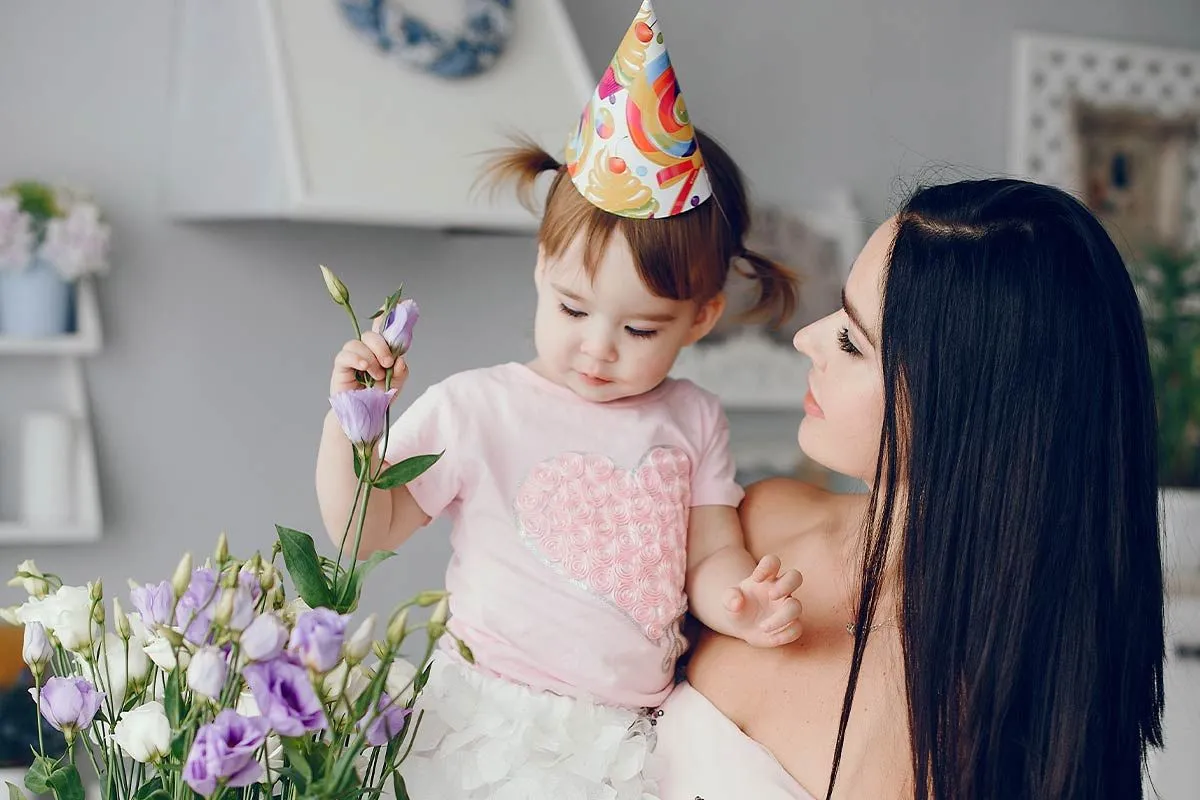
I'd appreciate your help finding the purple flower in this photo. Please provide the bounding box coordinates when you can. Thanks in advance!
[242,655,328,736]
[175,568,218,644]
[288,608,350,673]
[359,692,412,746]
[380,299,419,356]
[30,677,104,737]
[329,387,396,447]
[175,569,261,644]
[240,613,288,662]
[130,581,174,628]
[183,710,268,797]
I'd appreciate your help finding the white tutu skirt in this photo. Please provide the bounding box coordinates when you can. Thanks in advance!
[399,655,661,800]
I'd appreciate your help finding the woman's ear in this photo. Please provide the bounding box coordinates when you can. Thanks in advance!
[686,293,727,345]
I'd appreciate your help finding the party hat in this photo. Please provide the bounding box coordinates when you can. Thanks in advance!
[564,0,711,219]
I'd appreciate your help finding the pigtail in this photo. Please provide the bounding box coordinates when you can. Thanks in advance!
[736,248,799,328]
[477,137,566,213]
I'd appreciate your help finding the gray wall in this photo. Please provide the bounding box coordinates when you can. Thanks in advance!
[2,0,1199,616]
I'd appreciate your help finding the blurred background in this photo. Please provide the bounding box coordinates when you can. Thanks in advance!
[0,0,1198,792]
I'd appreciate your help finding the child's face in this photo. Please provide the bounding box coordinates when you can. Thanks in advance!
[532,229,723,403]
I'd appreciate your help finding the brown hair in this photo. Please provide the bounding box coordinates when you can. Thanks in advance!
[481,130,797,326]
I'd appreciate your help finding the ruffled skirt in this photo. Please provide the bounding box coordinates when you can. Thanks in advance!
[399,655,661,800]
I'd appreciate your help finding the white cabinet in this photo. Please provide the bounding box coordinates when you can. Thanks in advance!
[0,278,103,543]
[164,0,594,231]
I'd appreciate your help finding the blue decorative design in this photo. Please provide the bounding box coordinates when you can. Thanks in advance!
[337,0,514,79]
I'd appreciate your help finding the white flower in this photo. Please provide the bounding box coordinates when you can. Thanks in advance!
[0,606,22,626]
[17,585,100,652]
[281,597,312,626]
[187,647,227,700]
[113,701,170,763]
[22,622,53,673]
[125,613,154,647]
[344,614,376,664]
[0,196,33,271]
[38,202,110,280]
[383,657,419,706]
[144,633,190,672]
[78,633,152,708]
[8,559,51,598]
[323,661,371,721]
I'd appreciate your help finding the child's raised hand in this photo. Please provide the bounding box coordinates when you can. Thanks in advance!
[723,554,804,648]
[329,330,408,396]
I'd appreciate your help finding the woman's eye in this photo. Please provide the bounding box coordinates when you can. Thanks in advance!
[837,327,862,356]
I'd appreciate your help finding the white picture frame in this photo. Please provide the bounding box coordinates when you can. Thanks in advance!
[1009,31,1200,249]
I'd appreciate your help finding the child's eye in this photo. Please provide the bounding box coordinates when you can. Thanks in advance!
[559,303,586,318]
[837,327,862,356]
[625,326,658,339]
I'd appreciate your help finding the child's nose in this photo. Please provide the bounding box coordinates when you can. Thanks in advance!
[581,329,618,362]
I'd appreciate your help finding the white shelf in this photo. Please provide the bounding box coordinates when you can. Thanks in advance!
[0,277,104,545]
[0,277,102,355]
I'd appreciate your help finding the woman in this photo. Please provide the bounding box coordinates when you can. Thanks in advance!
[653,178,1165,799]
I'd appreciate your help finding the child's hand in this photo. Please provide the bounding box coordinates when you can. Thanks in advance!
[723,554,803,648]
[330,330,408,396]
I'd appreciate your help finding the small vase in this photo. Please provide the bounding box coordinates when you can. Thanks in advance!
[0,258,75,337]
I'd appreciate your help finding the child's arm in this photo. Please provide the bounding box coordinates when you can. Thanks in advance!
[316,333,430,559]
[685,505,804,647]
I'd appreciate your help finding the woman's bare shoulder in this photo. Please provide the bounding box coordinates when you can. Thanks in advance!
[739,478,844,555]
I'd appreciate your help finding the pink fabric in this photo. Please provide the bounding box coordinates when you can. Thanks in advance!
[380,363,743,709]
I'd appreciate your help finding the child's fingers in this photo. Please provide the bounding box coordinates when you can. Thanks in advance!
[750,554,781,583]
[768,569,804,600]
[361,331,394,367]
[724,587,746,614]
[764,620,802,647]
[758,596,802,632]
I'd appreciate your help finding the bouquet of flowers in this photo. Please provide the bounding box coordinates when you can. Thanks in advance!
[0,181,111,280]
[4,270,457,800]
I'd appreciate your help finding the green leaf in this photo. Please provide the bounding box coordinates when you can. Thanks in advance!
[277,526,334,608]
[164,670,183,728]
[335,550,395,614]
[352,447,366,482]
[7,781,28,800]
[24,756,55,794]
[281,739,313,789]
[393,773,410,800]
[130,777,166,800]
[372,454,441,490]
[46,764,83,800]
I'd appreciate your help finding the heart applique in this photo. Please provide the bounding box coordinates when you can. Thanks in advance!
[514,447,692,642]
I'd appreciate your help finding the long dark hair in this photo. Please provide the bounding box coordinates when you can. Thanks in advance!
[829,179,1165,799]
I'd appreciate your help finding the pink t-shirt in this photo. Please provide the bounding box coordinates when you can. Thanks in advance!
[381,362,743,709]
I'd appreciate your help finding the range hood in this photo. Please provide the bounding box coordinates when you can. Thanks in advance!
[163,0,595,232]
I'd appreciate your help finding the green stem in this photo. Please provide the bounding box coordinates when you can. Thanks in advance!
[34,670,45,755]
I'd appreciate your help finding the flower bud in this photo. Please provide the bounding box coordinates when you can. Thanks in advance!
[427,595,450,641]
[213,589,236,629]
[22,622,53,676]
[413,590,446,607]
[344,614,376,664]
[259,563,277,593]
[319,264,350,307]
[456,637,475,664]
[214,532,229,565]
[172,553,193,598]
[8,560,51,598]
[113,598,132,640]
[89,580,103,602]
[386,608,409,647]
[92,603,105,626]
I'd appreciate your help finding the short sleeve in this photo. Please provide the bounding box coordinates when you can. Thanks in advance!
[689,393,745,508]
[377,382,461,519]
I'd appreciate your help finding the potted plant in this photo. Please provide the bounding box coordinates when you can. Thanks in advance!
[1131,247,1200,591]
[0,181,110,337]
